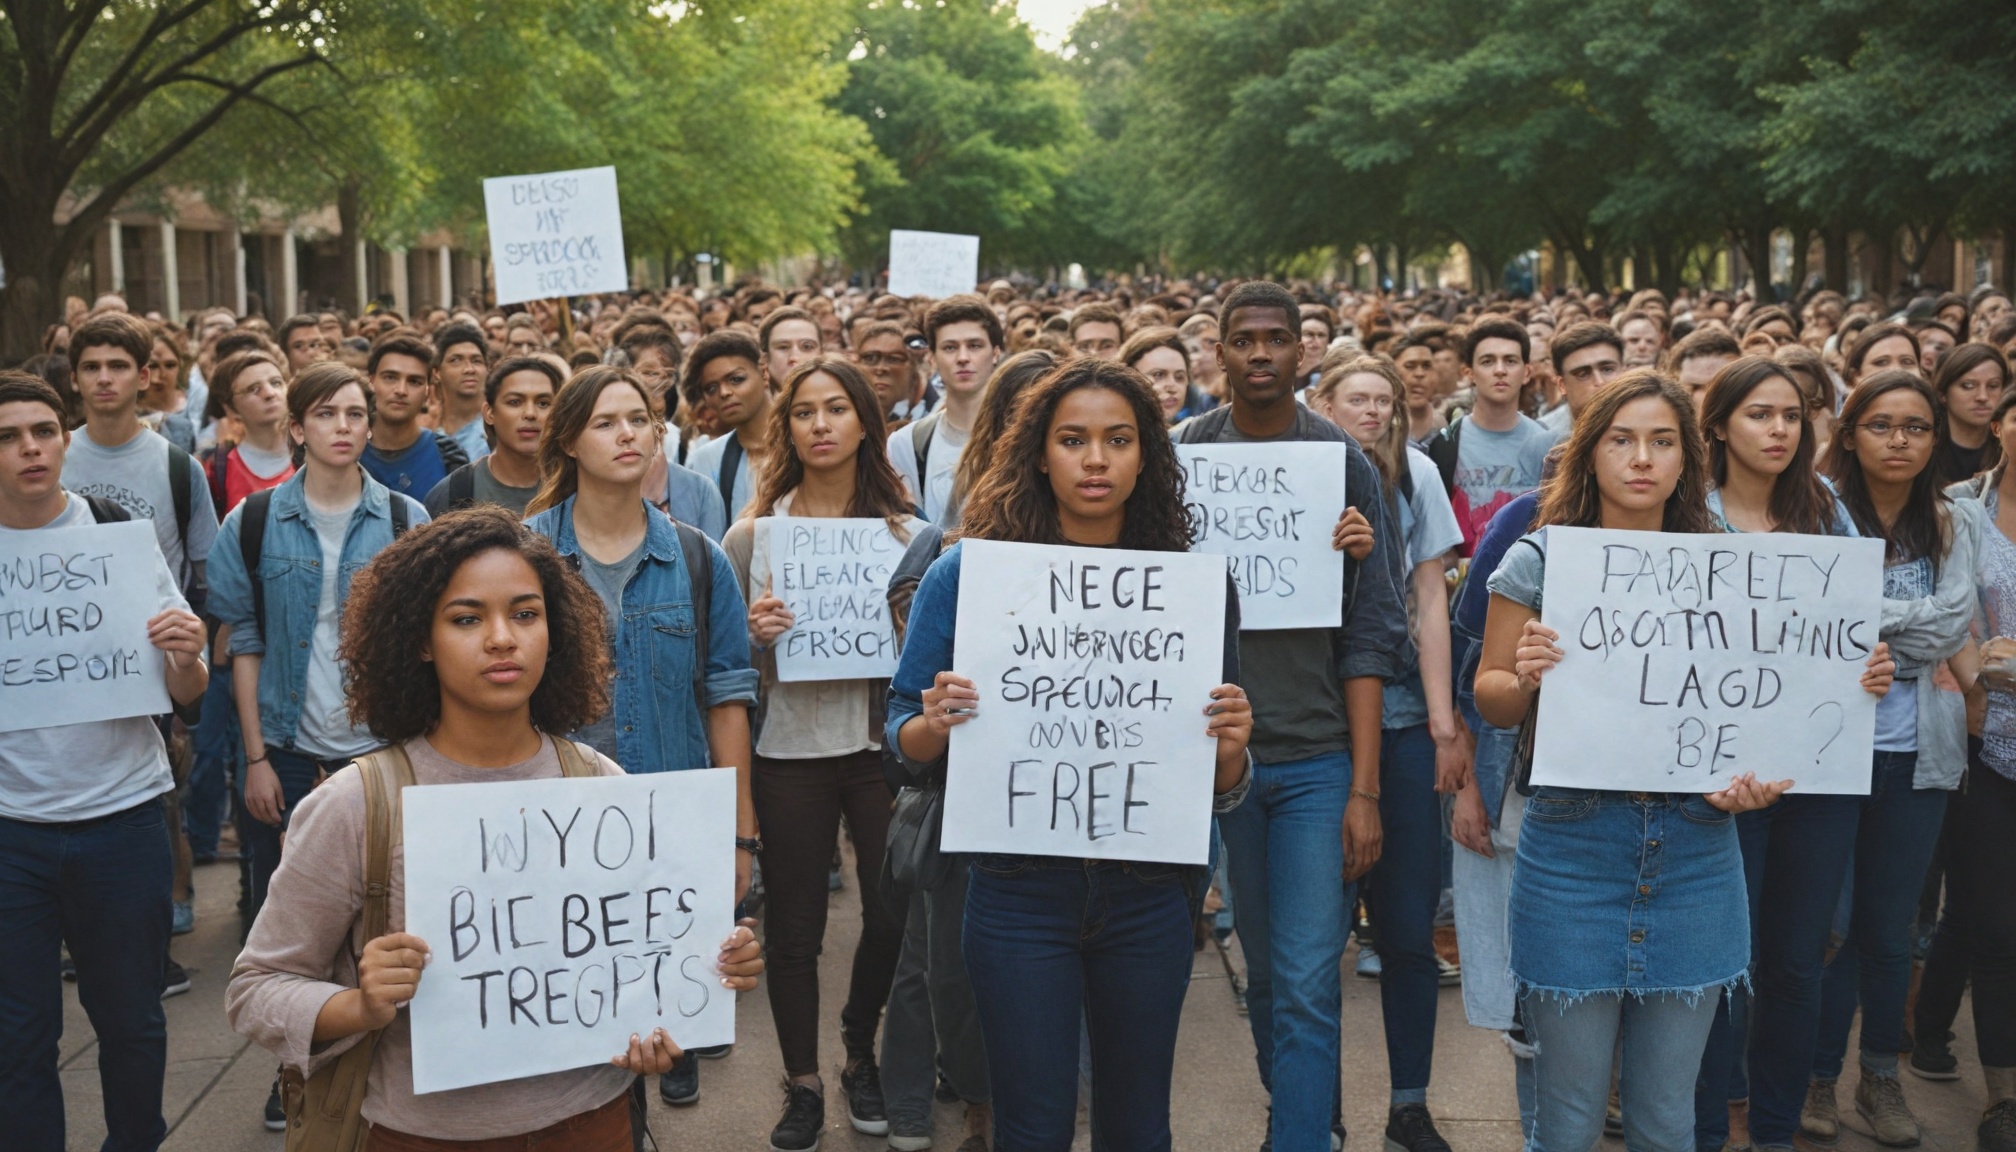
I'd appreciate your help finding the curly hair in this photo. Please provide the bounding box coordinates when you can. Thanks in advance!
[951,349,1059,515]
[339,506,612,743]
[749,356,914,533]
[956,358,1194,552]
[1534,369,1718,535]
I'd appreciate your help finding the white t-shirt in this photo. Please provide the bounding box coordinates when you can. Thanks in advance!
[0,494,184,822]
[886,416,970,525]
[292,498,377,758]
[61,425,218,592]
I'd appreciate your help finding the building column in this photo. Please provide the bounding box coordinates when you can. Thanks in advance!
[229,228,247,316]
[159,219,181,320]
[438,246,454,308]
[280,229,299,316]
[353,238,369,316]
[389,246,410,317]
[107,219,126,294]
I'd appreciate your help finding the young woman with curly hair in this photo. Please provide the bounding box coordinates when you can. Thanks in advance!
[227,506,764,1150]
[885,357,1256,1149]
[1475,371,1894,1152]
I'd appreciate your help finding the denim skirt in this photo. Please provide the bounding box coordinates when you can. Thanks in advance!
[1509,788,1749,999]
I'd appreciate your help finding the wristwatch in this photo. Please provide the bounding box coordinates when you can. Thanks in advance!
[735,836,765,855]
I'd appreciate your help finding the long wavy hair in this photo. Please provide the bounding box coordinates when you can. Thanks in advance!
[1701,356,1834,535]
[748,355,913,534]
[950,349,1060,515]
[525,366,663,516]
[956,358,1194,552]
[1535,369,1717,534]
[1826,369,1951,573]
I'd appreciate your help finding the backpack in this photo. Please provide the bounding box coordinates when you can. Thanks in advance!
[715,437,744,519]
[908,411,944,482]
[240,488,410,638]
[443,464,478,512]
[1424,417,1463,498]
[271,740,599,1152]
[82,493,132,524]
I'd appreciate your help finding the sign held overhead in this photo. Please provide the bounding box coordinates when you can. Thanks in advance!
[887,230,980,299]
[485,166,628,305]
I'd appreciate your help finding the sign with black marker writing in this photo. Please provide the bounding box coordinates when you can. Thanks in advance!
[886,229,980,299]
[1177,442,1346,630]
[484,166,628,305]
[1534,527,1884,794]
[762,517,905,682]
[0,520,168,732]
[943,539,1226,864]
[404,767,735,1094]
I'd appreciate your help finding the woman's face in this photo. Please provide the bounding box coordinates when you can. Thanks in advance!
[229,360,289,430]
[567,382,656,487]
[1042,386,1141,540]
[788,371,864,475]
[1751,317,1795,347]
[1333,371,1397,449]
[1134,346,1189,420]
[293,382,369,469]
[1717,376,1803,479]
[147,339,180,395]
[1944,360,2005,437]
[1299,320,1329,375]
[426,548,550,720]
[1974,295,2011,341]
[1850,388,1937,489]
[1858,335,1921,380]
[1917,326,1955,374]
[1594,395,1686,516]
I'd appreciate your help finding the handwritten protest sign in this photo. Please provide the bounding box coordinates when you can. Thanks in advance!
[1177,442,1347,630]
[1534,527,1884,794]
[763,517,905,682]
[943,540,1226,864]
[0,520,167,732]
[405,767,736,1094]
[886,230,980,299]
[484,166,628,305]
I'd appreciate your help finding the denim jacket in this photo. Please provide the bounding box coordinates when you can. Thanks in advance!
[523,496,758,774]
[207,470,431,750]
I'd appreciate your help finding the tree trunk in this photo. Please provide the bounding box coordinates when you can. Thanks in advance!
[1823,225,1849,293]
[1789,227,1812,296]
[0,187,91,365]
[336,176,363,317]
[1740,224,1776,303]
[2005,225,2016,296]
[1865,229,1894,300]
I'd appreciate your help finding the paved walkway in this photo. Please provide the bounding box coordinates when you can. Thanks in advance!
[57,844,1993,1151]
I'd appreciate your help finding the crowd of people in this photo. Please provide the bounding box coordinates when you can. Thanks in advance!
[4,270,2014,1152]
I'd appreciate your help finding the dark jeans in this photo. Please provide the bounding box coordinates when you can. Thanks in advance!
[243,747,333,926]
[963,855,1194,1152]
[882,861,990,1135]
[1915,758,2016,1068]
[1814,751,1948,1077]
[183,665,239,856]
[1361,725,1441,1101]
[751,750,903,1078]
[0,801,173,1152]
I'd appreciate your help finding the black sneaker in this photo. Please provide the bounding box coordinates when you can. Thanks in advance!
[690,1042,733,1059]
[1908,1029,1960,1081]
[1385,1104,1452,1152]
[161,958,191,999]
[935,1073,960,1103]
[841,1058,889,1136]
[659,1050,699,1106]
[1980,1100,2016,1152]
[770,1081,824,1152]
[264,1075,287,1132]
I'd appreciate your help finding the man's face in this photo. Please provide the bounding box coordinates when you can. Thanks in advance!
[74,342,146,420]
[1462,337,1529,409]
[1678,353,1736,413]
[764,318,822,385]
[482,315,509,343]
[817,313,845,352]
[1919,327,1955,374]
[629,346,677,415]
[370,352,432,427]
[931,321,1000,399]
[1558,342,1625,415]
[1620,318,1663,367]
[318,315,343,343]
[1431,347,1462,396]
[1072,320,1122,360]
[507,327,544,358]
[1218,305,1299,407]
[486,369,556,461]
[436,341,488,405]
[1395,345,1437,410]
[745,297,779,325]
[285,327,331,374]
[1299,319,1330,376]
[198,312,234,347]
[855,333,914,414]
[699,355,766,430]
[0,400,68,507]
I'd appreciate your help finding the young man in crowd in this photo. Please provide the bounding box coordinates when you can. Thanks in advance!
[1526,322,1627,470]
[360,330,467,499]
[759,307,824,389]
[1067,302,1124,359]
[684,329,773,522]
[277,314,329,377]
[0,371,209,1152]
[1299,305,1336,393]
[1616,309,1667,368]
[1176,280,1410,1152]
[423,355,559,519]
[430,322,492,462]
[886,295,1002,524]
[1424,317,1553,554]
[852,320,919,424]
[1668,325,1743,413]
[1394,331,1447,444]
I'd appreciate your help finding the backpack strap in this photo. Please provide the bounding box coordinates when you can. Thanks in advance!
[1426,418,1462,497]
[82,494,132,524]
[909,411,942,482]
[356,745,417,945]
[241,488,274,638]
[717,436,744,518]
[674,521,713,724]
[390,495,410,538]
[447,465,477,511]
[553,737,600,779]
[206,450,229,519]
[169,444,193,553]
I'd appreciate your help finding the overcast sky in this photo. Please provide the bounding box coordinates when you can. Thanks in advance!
[1018,0,1098,51]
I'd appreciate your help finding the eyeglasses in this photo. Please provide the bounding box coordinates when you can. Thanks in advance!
[1853,419,1935,441]
[857,352,908,369]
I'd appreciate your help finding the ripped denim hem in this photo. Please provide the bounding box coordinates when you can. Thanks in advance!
[1512,968,1750,1011]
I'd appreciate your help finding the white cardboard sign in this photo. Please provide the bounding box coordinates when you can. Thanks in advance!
[484,166,628,305]
[1177,442,1347,630]
[0,520,168,732]
[404,768,737,1094]
[1533,526,1884,794]
[886,230,980,299]
[943,540,1226,864]
[763,517,905,682]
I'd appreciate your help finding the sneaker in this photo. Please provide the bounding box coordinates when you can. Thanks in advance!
[1854,1073,1921,1148]
[842,1058,890,1136]
[61,953,76,982]
[1800,1079,1839,1145]
[161,958,191,999]
[1436,955,1462,986]
[1980,1100,2016,1152]
[1356,942,1382,978]
[172,900,194,935]
[1385,1104,1453,1152]
[770,1081,824,1152]
[659,1050,699,1106]
[1907,1030,1959,1081]
[264,1075,287,1131]
[887,1133,933,1152]
[690,1042,733,1059]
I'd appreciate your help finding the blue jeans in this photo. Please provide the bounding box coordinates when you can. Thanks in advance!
[1525,989,1724,1152]
[0,801,172,1152]
[183,665,238,856]
[1218,750,1352,1152]
[962,855,1195,1152]
[1363,725,1441,1102]
[1814,751,1947,1078]
[244,747,334,924]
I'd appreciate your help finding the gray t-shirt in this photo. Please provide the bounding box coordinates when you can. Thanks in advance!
[293,499,377,759]
[423,459,540,519]
[570,539,648,760]
[61,425,218,593]
[1485,529,1548,612]
[1451,414,1552,554]
[1382,446,1466,730]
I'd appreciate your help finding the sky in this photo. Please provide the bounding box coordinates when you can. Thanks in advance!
[1018,0,1100,51]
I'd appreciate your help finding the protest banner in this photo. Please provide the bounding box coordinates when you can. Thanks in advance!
[1177,442,1347,630]
[942,539,1226,864]
[0,520,168,732]
[886,229,980,299]
[404,766,736,1094]
[763,517,905,682]
[484,166,628,305]
[1533,526,1885,794]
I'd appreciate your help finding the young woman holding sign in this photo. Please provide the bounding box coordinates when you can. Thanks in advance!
[228,506,764,1151]
[886,358,1255,1150]
[1474,370,1896,1152]
[1801,370,1981,1148]
[722,355,924,1149]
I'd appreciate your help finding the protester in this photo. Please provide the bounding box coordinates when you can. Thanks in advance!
[1843,323,1924,390]
[1667,325,1743,413]
[203,350,296,513]
[1424,317,1552,554]
[887,296,1003,524]
[423,355,559,519]
[430,323,492,462]
[360,331,468,499]
[685,330,774,521]
[1930,343,2010,484]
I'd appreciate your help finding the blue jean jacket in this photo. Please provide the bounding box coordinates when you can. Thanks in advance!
[524,496,758,773]
[207,469,431,750]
